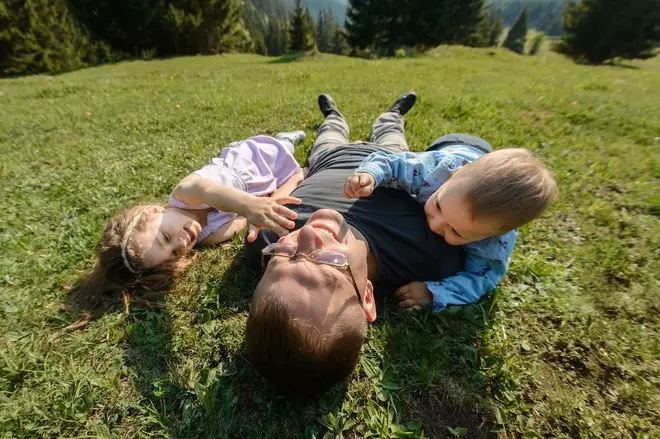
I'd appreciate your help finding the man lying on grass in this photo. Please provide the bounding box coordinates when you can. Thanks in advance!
[244,93,557,396]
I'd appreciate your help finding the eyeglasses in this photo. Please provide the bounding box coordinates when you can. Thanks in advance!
[261,243,363,305]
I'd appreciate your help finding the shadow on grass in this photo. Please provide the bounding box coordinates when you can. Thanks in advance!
[123,251,348,438]
[189,252,349,437]
[122,240,498,438]
[378,297,498,438]
[0,53,167,79]
[269,53,306,64]
[191,342,351,438]
[610,63,641,70]
[573,58,641,69]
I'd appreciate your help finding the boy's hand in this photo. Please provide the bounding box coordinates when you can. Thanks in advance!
[395,281,432,311]
[244,196,302,242]
[344,173,376,198]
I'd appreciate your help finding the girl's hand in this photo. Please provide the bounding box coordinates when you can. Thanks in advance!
[344,173,376,198]
[244,196,302,242]
[394,281,432,311]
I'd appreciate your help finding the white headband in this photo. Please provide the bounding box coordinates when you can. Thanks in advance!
[120,210,145,274]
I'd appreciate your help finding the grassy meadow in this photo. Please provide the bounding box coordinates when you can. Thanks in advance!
[0,47,658,438]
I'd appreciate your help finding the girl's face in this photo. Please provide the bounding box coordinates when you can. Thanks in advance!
[133,206,202,268]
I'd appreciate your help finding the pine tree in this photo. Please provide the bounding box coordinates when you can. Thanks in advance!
[266,18,288,55]
[287,0,316,52]
[555,0,660,64]
[346,0,488,54]
[503,7,528,54]
[68,0,168,55]
[165,0,253,54]
[1,0,98,76]
[330,24,348,55]
[344,0,379,50]
[315,9,335,53]
[70,0,252,56]
[243,0,267,54]
[243,0,289,56]
[475,7,503,47]
[488,14,503,46]
[304,7,317,49]
[528,32,545,55]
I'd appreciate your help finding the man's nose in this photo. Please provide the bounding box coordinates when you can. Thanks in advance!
[296,225,325,253]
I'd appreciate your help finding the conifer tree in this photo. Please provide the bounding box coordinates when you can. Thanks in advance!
[488,14,503,46]
[288,0,316,52]
[529,32,545,55]
[555,0,660,63]
[70,0,252,56]
[305,7,317,48]
[243,0,289,56]
[316,9,335,53]
[474,7,503,47]
[346,0,488,54]
[266,18,288,55]
[1,0,96,76]
[165,0,253,54]
[330,24,348,55]
[344,0,379,50]
[68,0,168,55]
[503,7,528,54]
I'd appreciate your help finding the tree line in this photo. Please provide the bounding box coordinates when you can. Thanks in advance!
[1,0,254,76]
[248,0,347,56]
[344,0,501,56]
[0,0,347,76]
[1,0,658,76]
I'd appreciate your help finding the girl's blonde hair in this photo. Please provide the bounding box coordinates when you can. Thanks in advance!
[65,204,192,329]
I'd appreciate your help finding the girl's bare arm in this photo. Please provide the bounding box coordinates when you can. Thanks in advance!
[269,170,304,200]
[200,217,248,245]
[172,174,300,237]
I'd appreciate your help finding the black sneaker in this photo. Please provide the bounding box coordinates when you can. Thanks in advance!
[388,92,417,116]
[318,93,341,118]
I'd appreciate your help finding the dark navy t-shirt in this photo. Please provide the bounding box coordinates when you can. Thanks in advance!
[245,144,464,297]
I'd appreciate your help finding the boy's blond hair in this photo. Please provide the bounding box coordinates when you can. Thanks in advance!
[452,148,557,232]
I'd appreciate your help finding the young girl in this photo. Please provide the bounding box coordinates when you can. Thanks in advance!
[67,131,306,326]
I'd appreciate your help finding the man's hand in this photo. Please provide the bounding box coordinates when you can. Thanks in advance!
[395,281,432,311]
[243,196,302,242]
[344,173,376,199]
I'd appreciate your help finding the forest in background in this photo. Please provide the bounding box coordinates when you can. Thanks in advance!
[1,0,658,75]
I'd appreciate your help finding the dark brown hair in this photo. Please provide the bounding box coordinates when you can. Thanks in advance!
[246,288,366,396]
[65,205,191,329]
[452,148,558,232]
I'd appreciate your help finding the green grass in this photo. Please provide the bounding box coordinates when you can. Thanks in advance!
[0,47,658,438]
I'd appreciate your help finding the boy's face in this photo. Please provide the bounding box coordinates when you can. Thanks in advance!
[133,206,202,268]
[424,179,502,245]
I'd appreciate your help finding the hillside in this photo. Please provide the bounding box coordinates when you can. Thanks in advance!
[287,0,347,21]
[0,48,658,438]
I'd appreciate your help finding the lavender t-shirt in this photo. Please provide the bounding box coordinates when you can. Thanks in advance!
[168,136,301,243]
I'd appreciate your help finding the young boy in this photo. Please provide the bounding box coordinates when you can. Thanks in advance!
[343,137,557,312]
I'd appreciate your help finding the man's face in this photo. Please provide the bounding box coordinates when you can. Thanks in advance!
[134,206,202,268]
[424,179,502,246]
[256,209,376,323]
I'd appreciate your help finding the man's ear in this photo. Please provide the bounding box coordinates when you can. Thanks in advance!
[362,280,377,323]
